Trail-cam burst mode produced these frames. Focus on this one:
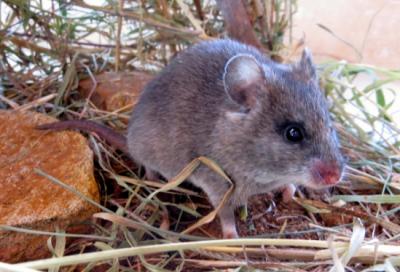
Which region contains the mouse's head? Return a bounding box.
[221,49,344,189]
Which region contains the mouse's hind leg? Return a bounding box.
[216,204,238,239]
[190,170,239,239]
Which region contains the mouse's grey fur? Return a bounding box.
[127,39,344,237]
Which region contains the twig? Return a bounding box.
[72,0,203,37]
[216,0,263,49]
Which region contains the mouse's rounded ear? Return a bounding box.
[295,48,317,81]
[223,54,264,110]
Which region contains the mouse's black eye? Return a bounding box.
[284,125,304,143]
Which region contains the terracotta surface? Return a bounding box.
[79,71,153,112]
[0,110,99,262]
[290,0,400,69]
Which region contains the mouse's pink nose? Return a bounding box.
[311,160,342,185]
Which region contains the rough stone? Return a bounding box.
[0,110,99,262]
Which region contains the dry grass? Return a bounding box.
[0,1,399,271]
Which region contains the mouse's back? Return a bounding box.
[127,40,270,178]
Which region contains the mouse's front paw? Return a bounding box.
[282,184,297,203]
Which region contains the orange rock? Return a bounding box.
[0,110,99,262]
[79,71,153,112]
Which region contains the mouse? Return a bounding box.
[38,39,345,238]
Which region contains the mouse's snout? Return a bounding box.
[310,159,343,186]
